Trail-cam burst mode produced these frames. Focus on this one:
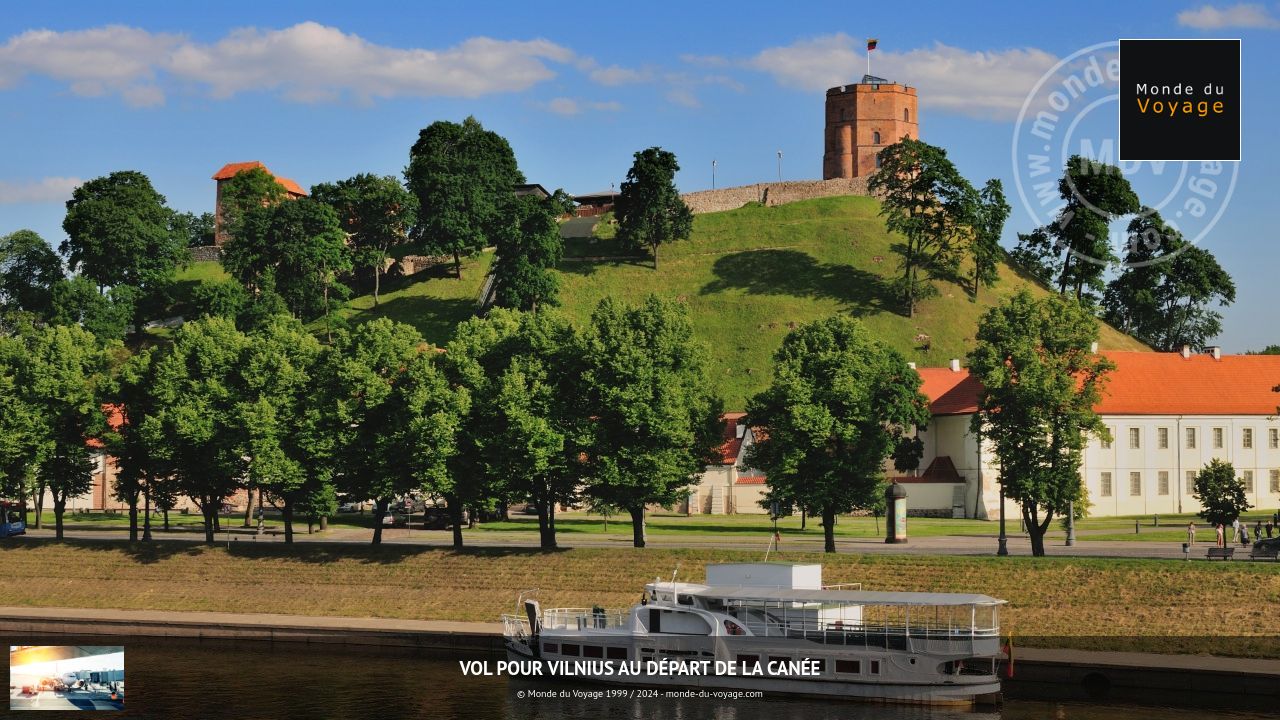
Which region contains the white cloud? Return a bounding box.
[665,87,700,108]
[1177,3,1280,28]
[537,97,622,116]
[679,53,731,68]
[0,22,578,105]
[0,25,181,106]
[747,34,1059,121]
[588,64,652,86]
[0,176,83,205]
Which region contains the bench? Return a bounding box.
[1206,547,1235,560]
[1249,545,1279,561]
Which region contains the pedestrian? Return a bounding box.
[1255,520,1263,543]
[1231,517,1241,544]
[1268,521,1274,538]
[1187,522,1196,546]
[1240,523,1250,546]
[1216,523,1225,548]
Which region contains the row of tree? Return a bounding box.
[0,295,722,548]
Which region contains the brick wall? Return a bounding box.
[681,177,872,215]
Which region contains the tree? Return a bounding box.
[1248,345,1280,355]
[0,333,45,527]
[1014,156,1139,301]
[581,296,722,547]
[0,230,63,319]
[868,139,976,317]
[236,315,328,543]
[491,194,564,311]
[311,174,418,307]
[106,348,170,542]
[971,179,1011,300]
[222,198,352,330]
[968,290,1114,556]
[49,277,136,342]
[147,317,251,543]
[322,318,431,544]
[406,116,524,279]
[16,325,111,539]
[171,211,216,248]
[1193,459,1250,528]
[188,279,250,323]
[217,166,288,245]
[1102,210,1235,351]
[445,309,585,549]
[60,171,188,335]
[614,147,693,270]
[745,316,930,552]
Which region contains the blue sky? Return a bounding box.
[1,1,1277,350]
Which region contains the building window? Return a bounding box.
[1186,427,1197,449]
[1100,472,1112,497]
[1243,428,1254,449]
[875,152,883,169]
[1158,427,1169,449]
[1187,470,1197,491]
[1213,427,1224,449]
[1129,471,1142,496]
[873,130,881,144]
[904,108,910,122]
[1102,429,1113,450]
[1271,428,1279,449]
[1158,471,1169,495]
[1243,470,1254,493]
[1129,428,1141,449]
[1271,469,1280,494]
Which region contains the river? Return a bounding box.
[8,639,1274,719]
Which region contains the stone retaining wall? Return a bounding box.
[681,177,872,215]
[189,245,223,262]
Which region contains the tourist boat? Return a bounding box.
[502,562,1007,705]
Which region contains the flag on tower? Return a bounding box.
[867,38,878,52]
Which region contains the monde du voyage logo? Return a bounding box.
[1119,39,1241,162]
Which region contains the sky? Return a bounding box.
[1,1,1276,351]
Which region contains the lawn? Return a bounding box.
[552,197,1147,408]
[1,541,1276,656]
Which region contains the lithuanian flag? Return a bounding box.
[867,38,878,52]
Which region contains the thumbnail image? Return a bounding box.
[9,646,124,711]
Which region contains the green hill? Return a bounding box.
[178,195,1147,409]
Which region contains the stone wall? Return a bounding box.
[190,245,223,262]
[681,177,871,215]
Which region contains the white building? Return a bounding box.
[694,349,1280,519]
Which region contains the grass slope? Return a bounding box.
[1,542,1276,655]
[557,197,1146,408]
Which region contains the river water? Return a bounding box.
[9,639,1273,719]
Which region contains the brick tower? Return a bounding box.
[823,75,919,179]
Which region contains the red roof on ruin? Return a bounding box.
[914,351,1280,417]
[212,161,307,197]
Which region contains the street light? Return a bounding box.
[776,150,783,181]
[997,479,1008,556]
[1066,500,1076,546]
[712,159,717,189]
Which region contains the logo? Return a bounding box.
[1011,41,1237,269]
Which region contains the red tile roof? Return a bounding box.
[914,351,1280,417]
[718,412,747,464]
[86,404,125,450]
[893,456,964,484]
[735,475,766,485]
[212,161,307,197]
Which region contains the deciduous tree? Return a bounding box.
[311,174,418,306]
[580,296,722,547]
[971,179,1011,300]
[968,290,1113,556]
[405,116,524,279]
[1193,459,1250,528]
[0,230,63,320]
[491,194,564,311]
[614,147,693,270]
[745,316,930,553]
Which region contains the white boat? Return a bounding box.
[502,562,1007,706]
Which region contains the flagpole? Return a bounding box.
[867,47,871,78]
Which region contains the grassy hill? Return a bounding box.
[176,196,1146,409]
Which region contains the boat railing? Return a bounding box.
[541,607,630,631]
[502,614,532,643]
[821,582,863,591]
[739,617,999,647]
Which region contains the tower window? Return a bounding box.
[875,152,883,169]
[904,108,909,122]
[873,131,881,145]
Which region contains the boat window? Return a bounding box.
[870,659,881,675]
[542,642,558,654]
[606,647,627,660]
[807,658,826,674]
[561,643,580,657]
[678,595,695,606]
[583,645,604,658]
[724,619,745,635]
[836,660,861,674]
[736,654,760,669]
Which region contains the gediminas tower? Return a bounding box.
[822,74,919,179]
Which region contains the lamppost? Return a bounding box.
[1066,500,1076,546]
[997,479,1008,556]
[776,150,783,181]
[712,159,717,189]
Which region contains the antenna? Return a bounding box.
[670,563,681,605]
